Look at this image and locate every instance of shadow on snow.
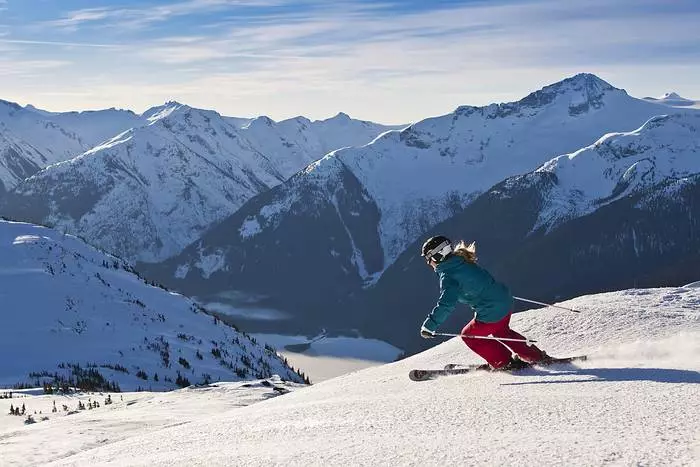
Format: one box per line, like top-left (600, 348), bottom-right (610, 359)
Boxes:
top-left (501, 366), bottom-right (700, 386)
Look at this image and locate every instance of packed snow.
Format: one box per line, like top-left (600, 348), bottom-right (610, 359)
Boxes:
top-left (0, 379), bottom-right (304, 466)
top-left (2, 286), bottom-right (697, 466)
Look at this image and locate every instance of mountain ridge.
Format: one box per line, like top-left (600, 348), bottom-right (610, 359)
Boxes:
top-left (0, 218), bottom-right (307, 391)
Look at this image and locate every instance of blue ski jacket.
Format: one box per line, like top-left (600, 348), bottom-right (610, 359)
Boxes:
top-left (422, 255), bottom-right (513, 332)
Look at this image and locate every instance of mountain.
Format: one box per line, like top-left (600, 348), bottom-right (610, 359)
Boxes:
top-left (0, 103), bottom-right (399, 262)
top-left (3, 286), bottom-right (698, 465)
top-left (358, 112), bottom-right (700, 353)
top-left (23, 103), bottom-right (144, 148)
top-left (0, 219), bottom-right (306, 391)
top-left (146, 73), bottom-right (688, 334)
top-left (643, 92), bottom-right (700, 109)
top-left (0, 100), bottom-right (143, 194)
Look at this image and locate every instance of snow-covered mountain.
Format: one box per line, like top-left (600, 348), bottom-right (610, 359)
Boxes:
top-left (148, 74), bottom-right (691, 334)
top-left (239, 111), bottom-right (404, 180)
top-left (0, 219), bottom-right (306, 391)
top-left (3, 286), bottom-right (698, 466)
top-left (0, 103), bottom-right (399, 262)
top-left (643, 92), bottom-right (700, 109)
top-left (357, 112), bottom-right (700, 354)
top-left (23, 103), bottom-right (145, 149)
top-left (533, 112), bottom-right (700, 229)
top-left (0, 100), bottom-right (143, 194)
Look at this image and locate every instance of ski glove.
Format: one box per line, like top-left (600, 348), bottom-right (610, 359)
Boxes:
top-left (420, 326), bottom-right (435, 339)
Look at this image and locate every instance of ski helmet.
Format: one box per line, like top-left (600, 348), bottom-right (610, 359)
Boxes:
top-left (421, 235), bottom-right (452, 263)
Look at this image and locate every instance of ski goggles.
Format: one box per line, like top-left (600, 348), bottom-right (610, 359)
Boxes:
top-left (422, 240), bottom-right (452, 262)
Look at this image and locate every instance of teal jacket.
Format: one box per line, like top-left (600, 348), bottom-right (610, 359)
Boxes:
top-left (422, 255), bottom-right (513, 332)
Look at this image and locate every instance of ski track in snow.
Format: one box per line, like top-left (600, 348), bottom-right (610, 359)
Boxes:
top-left (1, 286), bottom-right (697, 466)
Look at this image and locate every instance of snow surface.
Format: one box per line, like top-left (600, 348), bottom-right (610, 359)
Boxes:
top-left (0, 379), bottom-right (304, 466)
top-left (0, 219), bottom-right (305, 391)
top-left (2, 286), bottom-right (697, 466)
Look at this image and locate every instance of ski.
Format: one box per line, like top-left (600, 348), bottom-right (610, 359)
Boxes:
top-left (410, 355), bottom-right (588, 381)
top-left (409, 365), bottom-right (489, 381)
top-left (444, 363), bottom-right (490, 371)
top-left (445, 355), bottom-right (587, 371)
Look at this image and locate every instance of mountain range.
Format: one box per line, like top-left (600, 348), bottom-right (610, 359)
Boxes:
top-left (0, 101), bottom-right (141, 194)
top-left (142, 74), bottom-right (698, 342)
top-left (0, 104), bottom-right (400, 262)
top-left (1, 73), bottom-right (697, 357)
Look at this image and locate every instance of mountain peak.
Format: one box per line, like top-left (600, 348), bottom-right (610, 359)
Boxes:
top-left (542, 73), bottom-right (617, 99)
top-left (0, 99), bottom-right (23, 113)
top-left (142, 101), bottom-right (188, 123)
top-left (245, 115), bottom-right (276, 128)
top-left (324, 112), bottom-right (352, 123)
top-left (642, 92), bottom-right (698, 108)
top-left (566, 72), bottom-right (613, 87)
top-left (515, 73), bottom-right (619, 115)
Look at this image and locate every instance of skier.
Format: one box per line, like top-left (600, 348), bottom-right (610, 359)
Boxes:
top-left (419, 235), bottom-right (548, 370)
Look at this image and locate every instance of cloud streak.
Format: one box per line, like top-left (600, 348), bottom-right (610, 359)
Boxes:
top-left (0, 39), bottom-right (121, 48)
top-left (45, 0), bottom-right (292, 30)
top-left (1, 0), bottom-right (699, 123)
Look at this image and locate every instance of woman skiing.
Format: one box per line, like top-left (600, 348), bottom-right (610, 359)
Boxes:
top-left (419, 235), bottom-right (548, 370)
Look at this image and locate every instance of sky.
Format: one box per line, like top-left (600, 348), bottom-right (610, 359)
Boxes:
top-left (1, 0), bottom-right (699, 123)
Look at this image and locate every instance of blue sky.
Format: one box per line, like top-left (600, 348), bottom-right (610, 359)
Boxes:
top-left (1, 0), bottom-right (699, 123)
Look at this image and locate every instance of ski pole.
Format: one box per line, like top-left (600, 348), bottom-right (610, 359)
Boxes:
top-left (431, 332), bottom-right (537, 345)
top-left (514, 296), bottom-right (582, 313)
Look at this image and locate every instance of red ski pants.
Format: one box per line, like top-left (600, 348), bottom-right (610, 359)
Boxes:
top-left (461, 312), bottom-right (544, 368)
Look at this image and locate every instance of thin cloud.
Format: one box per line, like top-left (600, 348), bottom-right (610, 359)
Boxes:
top-left (45, 0), bottom-right (292, 30)
top-left (0, 59), bottom-right (71, 76)
top-left (0, 39), bottom-right (121, 48)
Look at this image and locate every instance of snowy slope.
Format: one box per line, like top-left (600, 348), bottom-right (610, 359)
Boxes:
top-left (3, 286), bottom-right (698, 466)
top-left (533, 112), bottom-right (700, 230)
top-left (0, 219), bottom-right (306, 391)
top-left (0, 379), bottom-right (305, 466)
top-left (0, 100), bottom-right (142, 193)
top-left (1, 103), bottom-right (397, 262)
top-left (643, 92), bottom-right (700, 109)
